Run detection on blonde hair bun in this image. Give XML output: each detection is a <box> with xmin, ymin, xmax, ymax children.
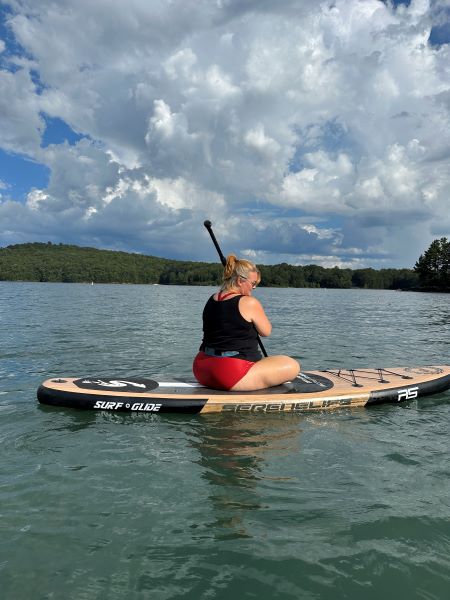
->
<box><xmin>221</xmin><ymin>254</ymin><xmax>260</xmax><ymax>291</ymax></box>
<box><xmin>224</xmin><ymin>254</ymin><xmax>237</xmax><ymax>280</ymax></box>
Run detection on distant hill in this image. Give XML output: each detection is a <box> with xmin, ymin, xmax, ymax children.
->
<box><xmin>0</xmin><ymin>242</ymin><xmax>419</xmax><ymax>290</ymax></box>
<box><xmin>0</xmin><ymin>242</ymin><xmax>222</xmax><ymax>285</ymax></box>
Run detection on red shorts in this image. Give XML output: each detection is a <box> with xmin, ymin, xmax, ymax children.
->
<box><xmin>193</xmin><ymin>351</ymin><xmax>256</xmax><ymax>391</ymax></box>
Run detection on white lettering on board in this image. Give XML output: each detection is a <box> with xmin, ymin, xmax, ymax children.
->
<box><xmin>397</xmin><ymin>386</ymin><xmax>419</xmax><ymax>402</ymax></box>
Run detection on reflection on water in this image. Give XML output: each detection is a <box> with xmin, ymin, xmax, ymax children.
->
<box><xmin>190</xmin><ymin>415</ymin><xmax>302</xmax><ymax>540</ymax></box>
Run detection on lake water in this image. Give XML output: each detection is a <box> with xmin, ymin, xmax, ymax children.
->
<box><xmin>1</xmin><ymin>282</ymin><xmax>449</xmax><ymax>599</ymax></box>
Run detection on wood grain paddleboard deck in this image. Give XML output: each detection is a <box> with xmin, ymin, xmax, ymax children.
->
<box><xmin>37</xmin><ymin>365</ymin><xmax>450</xmax><ymax>415</ymax></box>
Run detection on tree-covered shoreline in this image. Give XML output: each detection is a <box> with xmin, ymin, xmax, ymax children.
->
<box><xmin>414</xmin><ymin>237</ymin><xmax>450</xmax><ymax>293</ymax></box>
<box><xmin>0</xmin><ymin>241</ymin><xmax>429</xmax><ymax>290</ymax></box>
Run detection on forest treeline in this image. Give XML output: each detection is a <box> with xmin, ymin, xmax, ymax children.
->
<box><xmin>0</xmin><ymin>241</ymin><xmax>431</xmax><ymax>290</ymax></box>
<box><xmin>414</xmin><ymin>237</ymin><xmax>450</xmax><ymax>292</ymax></box>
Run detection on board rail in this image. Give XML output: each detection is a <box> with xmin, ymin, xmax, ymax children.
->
<box><xmin>37</xmin><ymin>366</ymin><xmax>450</xmax><ymax>415</ymax></box>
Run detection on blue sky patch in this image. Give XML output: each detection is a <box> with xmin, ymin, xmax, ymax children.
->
<box><xmin>41</xmin><ymin>115</ymin><xmax>86</xmax><ymax>148</ymax></box>
<box><xmin>0</xmin><ymin>4</ymin><xmax>32</xmax><ymax>64</ymax></box>
<box><xmin>429</xmin><ymin>17</ymin><xmax>450</xmax><ymax>47</ymax></box>
<box><xmin>0</xmin><ymin>148</ymin><xmax>49</xmax><ymax>201</ymax></box>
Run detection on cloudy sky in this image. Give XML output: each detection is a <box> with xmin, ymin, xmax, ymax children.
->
<box><xmin>1</xmin><ymin>0</ymin><xmax>449</xmax><ymax>268</ymax></box>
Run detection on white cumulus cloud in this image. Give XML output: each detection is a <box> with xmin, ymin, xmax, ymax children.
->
<box><xmin>0</xmin><ymin>0</ymin><xmax>449</xmax><ymax>267</ymax></box>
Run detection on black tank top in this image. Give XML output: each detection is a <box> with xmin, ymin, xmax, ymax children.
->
<box><xmin>200</xmin><ymin>295</ymin><xmax>262</xmax><ymax>361</ymax></box>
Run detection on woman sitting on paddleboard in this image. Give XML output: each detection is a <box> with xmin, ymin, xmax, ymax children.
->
<box><xmin>193</xmin><ymin>255</ymin><xmax>300</xmax><ymax>391</ymax></box>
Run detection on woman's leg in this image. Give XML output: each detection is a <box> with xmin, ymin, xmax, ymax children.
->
<box><xmin>230</xmin><ymin>355</ymin><xmax>300</xmax><ymax>391</ymax></box>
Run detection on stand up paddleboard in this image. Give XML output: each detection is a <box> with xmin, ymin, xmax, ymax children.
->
<box><xmin>37</xmin><ymin>365</ymin><xmax>450</xmax><ymax>415</ymax></box>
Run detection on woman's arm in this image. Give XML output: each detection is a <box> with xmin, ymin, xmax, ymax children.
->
<box><xmin>238</xmin><ymin>296</ymin><xmax>272</xmax><ymax>337</ymax></box>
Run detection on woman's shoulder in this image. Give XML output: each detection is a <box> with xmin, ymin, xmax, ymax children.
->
<box><xmin>238</xmin><ymin>295</ymin><xmax>262</xmax><ymax>309</ymax></box>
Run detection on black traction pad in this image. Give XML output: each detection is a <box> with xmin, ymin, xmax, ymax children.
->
<box><xmin>288</xmin><ymin>372</ymin><xmax>334</xmax><ymax>393</ymax></box>
<box><xmin>73</xmin><ymin>378</ymin><xmax>159</xmax><ymax>393</ymax></box>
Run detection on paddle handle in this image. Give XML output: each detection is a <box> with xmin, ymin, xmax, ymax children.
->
<box><xmin>203</xmin><ymin>220</ymin><xmax>226</xmax><ymax>266</ymax></box>
<box><xmin>203</xmin><ymin>220</ymin><xmax>268</xmax><ymax>358</ymax></box>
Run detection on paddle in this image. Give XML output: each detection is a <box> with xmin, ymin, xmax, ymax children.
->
<box><xmin>203</xmin><ymin>220</ymin><xmax>268</xmax><ymax>358</ymax></box>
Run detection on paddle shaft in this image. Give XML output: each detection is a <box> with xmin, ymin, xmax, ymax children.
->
<box><xmin>203</xmin><ymin>220</ymin><xmax>268</xmax><ymax>358</ymax></box>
